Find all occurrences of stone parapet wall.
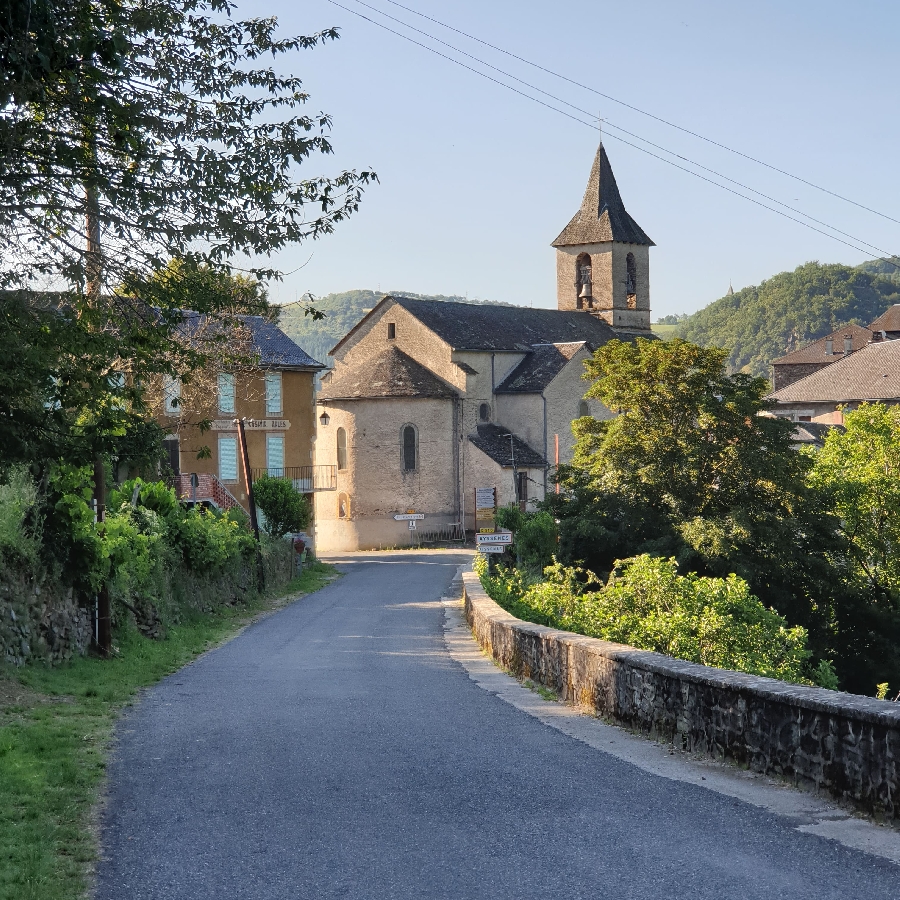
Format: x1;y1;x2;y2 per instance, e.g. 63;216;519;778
463;570;900;818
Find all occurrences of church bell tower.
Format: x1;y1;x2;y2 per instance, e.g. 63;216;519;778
552;144;654;333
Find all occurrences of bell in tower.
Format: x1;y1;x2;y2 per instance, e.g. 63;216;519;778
551;143;654;333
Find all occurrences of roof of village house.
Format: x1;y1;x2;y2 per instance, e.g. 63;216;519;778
468;424;548;468
771;324;873;366
552;143;654;248
768;338;900;403
791;421;842;448
387;296;619;352
868;304;900;334
495;342;586;393
244;316;324;370
317;345;456;400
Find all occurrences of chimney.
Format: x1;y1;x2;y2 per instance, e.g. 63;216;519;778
825;338;833;356
844;335;853;356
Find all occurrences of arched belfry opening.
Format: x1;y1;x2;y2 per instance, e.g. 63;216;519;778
626;252;637;310
575;253;592;310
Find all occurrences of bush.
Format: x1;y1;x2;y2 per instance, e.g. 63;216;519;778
495;506;557;571
252;475;310;538
479;554;817;684
0;467;40;566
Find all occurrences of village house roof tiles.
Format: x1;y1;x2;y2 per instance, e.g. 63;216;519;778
868;304;900;334
769;339;900;404
771;324;873;366
552;144;654;248
389;296;618;352
495;342;587;393
244;316;324;370
468;424;548;469
318;345;456;401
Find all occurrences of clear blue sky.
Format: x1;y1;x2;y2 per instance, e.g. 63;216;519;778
259;0;900;318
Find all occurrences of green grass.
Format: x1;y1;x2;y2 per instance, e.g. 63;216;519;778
651;323;680;338
0;560;337;900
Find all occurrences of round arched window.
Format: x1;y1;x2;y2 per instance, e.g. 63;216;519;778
401;424;418;472
479;402;491;422
336;427;348;471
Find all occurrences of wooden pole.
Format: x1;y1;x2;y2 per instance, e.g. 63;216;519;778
555;434;560;494
93;455;112;655
236;418;265;591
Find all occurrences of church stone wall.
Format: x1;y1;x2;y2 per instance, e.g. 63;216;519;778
314;396;458;552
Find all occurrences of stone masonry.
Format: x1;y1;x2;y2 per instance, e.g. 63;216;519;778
463;570;900;819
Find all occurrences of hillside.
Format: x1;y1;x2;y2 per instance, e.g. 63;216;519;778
677;261;900;378
277;289;511;366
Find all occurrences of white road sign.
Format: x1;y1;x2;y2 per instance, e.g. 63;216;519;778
477;544;506;554
476;532;513;545
393;514;425;521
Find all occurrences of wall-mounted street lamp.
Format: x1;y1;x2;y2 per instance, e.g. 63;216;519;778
319;410;330;426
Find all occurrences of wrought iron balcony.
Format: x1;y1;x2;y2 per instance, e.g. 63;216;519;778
250;465;337;492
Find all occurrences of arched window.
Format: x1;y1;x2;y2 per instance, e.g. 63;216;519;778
575;252;592;310
578;400;590;418
336;427;348;471
401;424;418;472
479;402;491;422
338;492;350;519
626;252;637;309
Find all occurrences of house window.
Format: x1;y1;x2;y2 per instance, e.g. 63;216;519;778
337;427;348;471
266;435;285;476
516;472;528;504
164;436;180;476
402;424;418;472
578;400;590;418
338;492;350;519
798;415;812;422
219;437;238;482
479;402;491;422
163;375;181;416
387;322;396;340
218;373;235;414
265;372;282;415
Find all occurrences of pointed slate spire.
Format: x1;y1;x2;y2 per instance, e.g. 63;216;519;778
552;144;654;247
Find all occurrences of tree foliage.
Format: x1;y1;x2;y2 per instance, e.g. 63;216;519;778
253;475;310;538
678;261;900;378
542;337;890;690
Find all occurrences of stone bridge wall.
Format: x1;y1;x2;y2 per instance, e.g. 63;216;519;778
463;570;900;819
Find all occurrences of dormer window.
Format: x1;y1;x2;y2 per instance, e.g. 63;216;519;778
387;322;396;340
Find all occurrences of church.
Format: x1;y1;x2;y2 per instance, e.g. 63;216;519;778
313;144;654;551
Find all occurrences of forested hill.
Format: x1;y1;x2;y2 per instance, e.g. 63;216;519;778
677;261;900;378
277;289;510;366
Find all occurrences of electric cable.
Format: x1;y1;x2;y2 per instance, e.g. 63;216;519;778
326;0;900;269
378;0;900;229
338;0;897;263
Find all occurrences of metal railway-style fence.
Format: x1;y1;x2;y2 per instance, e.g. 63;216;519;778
407;521;466;547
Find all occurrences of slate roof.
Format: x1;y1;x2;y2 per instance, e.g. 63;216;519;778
791;421;842;449
495;342;586;393
468;424;547;468
552;144;654;248
386;296;619;352
771;324;873;366
868;304;900;334
318;346;456;400
768;339;900;403
243;316;324;370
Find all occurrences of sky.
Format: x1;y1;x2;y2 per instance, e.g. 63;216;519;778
256;0;900;318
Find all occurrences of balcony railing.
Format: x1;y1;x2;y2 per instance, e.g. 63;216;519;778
250;465;337;492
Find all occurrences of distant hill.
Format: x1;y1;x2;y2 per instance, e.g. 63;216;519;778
277;289;512;366
677;260;900;379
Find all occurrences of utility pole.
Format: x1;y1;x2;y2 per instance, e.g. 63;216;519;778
235;417;265;591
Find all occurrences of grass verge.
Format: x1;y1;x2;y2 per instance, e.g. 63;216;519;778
0;560;337;900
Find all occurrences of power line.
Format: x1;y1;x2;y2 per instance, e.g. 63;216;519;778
378;0;900;229
326;0;900;269
338;0;897;263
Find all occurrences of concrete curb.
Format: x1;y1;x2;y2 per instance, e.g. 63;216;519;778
462;568;900;819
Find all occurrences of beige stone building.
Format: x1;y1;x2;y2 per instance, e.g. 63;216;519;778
313;143;655;551
154;316;329;513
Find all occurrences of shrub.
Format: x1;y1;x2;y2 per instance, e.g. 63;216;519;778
495;506;557;571
481;554;816;684
252;475;310;538
0;467;40;565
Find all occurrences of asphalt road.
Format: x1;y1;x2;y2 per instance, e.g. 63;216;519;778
96;551;898;899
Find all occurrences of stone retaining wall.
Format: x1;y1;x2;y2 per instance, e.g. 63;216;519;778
463;570;900;819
